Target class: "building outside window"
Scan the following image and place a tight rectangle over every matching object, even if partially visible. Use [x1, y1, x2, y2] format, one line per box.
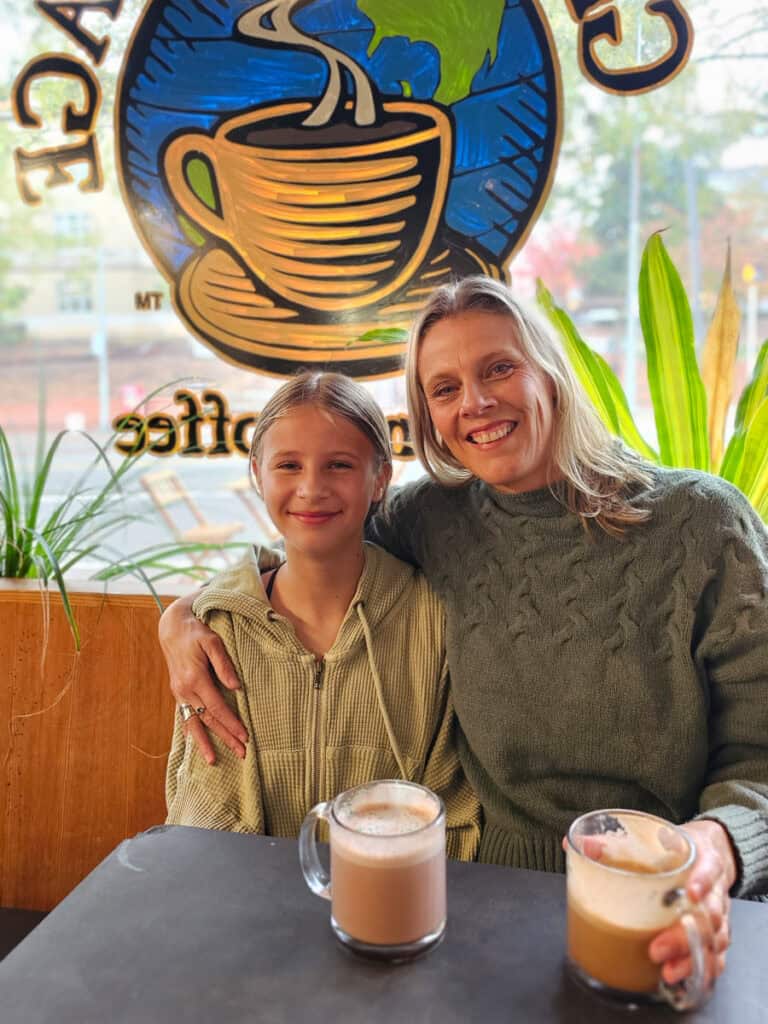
[56, 278, 93, 314]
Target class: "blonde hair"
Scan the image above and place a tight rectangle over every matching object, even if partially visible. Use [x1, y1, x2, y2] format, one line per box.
[405, 276, 653, 536]
[249, 371, 392, 518]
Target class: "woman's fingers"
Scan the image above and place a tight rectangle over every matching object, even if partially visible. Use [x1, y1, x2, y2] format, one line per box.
[198, 704, 248, 759]
[203, 633, 242, 693]
[661, 948, 727, 986]
[161, 595, 249, 762]
[183, 716, 217, 766]
[180, 696, 248, 762]
[650, 883, 730, 989]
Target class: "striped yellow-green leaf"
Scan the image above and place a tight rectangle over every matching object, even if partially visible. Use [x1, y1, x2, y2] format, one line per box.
[729, 397, 768, 523]
[735, 339, 768, 431]
[701, 244, 740, 469]
[719, 428, 745, 486]
[537, 282, 657, 461]
[639, 233, 710, 470]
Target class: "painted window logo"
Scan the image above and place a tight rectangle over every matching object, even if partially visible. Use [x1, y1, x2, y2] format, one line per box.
[12, 0, 692, 383]
[118, 0, 561, 378]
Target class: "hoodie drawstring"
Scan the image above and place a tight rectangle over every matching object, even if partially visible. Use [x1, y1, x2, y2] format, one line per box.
[355, 601, 409, 781]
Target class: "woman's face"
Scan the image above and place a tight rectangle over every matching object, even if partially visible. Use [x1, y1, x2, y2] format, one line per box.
[254, 405, 388, 558]
[418, 311, 558, 493]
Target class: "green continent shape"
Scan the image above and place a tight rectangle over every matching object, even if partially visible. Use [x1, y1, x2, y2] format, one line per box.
[358, 0, 505, 105]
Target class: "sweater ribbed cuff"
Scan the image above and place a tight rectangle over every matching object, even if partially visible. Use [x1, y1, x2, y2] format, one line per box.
[695, 805, 768, 898]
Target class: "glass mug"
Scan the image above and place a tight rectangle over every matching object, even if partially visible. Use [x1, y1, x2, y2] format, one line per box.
[566, 809, 711, 1011]
[299, 780, 446, 962]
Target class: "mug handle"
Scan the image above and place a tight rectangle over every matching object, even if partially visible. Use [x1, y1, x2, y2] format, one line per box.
[163, 132, 225, 239]
[299, 800, 332, 900]
[659, 899, 710, 1012]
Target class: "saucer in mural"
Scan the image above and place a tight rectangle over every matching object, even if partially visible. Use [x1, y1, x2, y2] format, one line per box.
[175, 236, 501, 378]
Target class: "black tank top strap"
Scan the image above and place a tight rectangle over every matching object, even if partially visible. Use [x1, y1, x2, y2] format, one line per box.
[264, 564, 281, 600]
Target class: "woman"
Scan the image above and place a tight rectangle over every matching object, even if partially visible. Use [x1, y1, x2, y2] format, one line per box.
[160, 277, 768, 986]
[164, 370, 480, 859]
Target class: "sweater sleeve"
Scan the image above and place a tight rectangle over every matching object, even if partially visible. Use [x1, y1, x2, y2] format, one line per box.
[165, 609, 266, 834]
[692, 490, 768, 898]
[420, 660, 482, 862]
[366, 480, 430, 567]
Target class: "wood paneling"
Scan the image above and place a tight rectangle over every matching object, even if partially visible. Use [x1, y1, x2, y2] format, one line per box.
[0, 584, 180, 911]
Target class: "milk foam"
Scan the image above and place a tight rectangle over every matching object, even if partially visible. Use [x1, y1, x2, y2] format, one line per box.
[350, 802, 435, 836]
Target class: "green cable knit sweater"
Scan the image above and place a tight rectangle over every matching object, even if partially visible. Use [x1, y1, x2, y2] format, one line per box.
[368, 468, 768, 897]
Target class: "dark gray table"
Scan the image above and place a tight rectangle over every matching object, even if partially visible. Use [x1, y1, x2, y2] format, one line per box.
[1, 826, 766, 1023]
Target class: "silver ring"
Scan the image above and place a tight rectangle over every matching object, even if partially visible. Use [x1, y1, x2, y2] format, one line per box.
[179, 703, 206, 722]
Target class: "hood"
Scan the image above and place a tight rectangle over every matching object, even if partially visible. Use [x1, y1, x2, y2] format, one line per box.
[192, 542, 417, 659]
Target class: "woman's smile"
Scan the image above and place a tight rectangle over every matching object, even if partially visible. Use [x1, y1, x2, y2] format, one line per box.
[465, 420, 518, 447]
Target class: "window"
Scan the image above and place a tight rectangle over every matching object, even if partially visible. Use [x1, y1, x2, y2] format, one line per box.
[53, 211, 92, 239]
[56, 278, 93, 313]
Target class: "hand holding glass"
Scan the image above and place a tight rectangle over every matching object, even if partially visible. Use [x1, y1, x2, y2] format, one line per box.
[566, 809, 712, 1011]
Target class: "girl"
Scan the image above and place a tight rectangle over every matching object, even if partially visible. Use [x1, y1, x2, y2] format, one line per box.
[165, 371, 480, 860]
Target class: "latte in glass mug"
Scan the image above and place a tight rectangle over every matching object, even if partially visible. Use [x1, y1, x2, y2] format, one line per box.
[299, 780, 446, 961]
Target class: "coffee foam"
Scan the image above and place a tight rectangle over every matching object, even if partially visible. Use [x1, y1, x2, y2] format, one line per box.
[350, 801, 435, 837]
[332, 799, 443, 866]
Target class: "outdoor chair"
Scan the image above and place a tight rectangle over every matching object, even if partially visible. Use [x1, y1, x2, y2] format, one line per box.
[140, 468, 244, 563]
[226, 477, 281, 543]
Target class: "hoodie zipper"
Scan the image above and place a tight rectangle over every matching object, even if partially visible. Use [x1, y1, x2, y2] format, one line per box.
[312, 658, 325, 807]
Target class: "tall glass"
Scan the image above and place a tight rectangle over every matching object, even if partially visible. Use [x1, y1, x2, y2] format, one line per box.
[566, 809, 711, 1011]
[299, 780, 446, 962]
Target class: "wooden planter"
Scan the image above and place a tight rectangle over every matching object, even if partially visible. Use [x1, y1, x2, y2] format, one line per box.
[0, 580, 180, 911]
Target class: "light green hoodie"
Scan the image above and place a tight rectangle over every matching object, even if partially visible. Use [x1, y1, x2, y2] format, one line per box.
[166, 543, 481, 860]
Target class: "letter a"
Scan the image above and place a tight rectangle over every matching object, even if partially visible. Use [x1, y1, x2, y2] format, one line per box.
[35, 1, 124, 66]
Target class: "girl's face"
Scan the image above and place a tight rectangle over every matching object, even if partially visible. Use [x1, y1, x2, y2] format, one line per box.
[418, 310, 558, 493]
[253, 405, 389, 558]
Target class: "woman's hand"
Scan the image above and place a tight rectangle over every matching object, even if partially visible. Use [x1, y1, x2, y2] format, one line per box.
[159, 592, 249, 765]
[648, 819, 737, 987]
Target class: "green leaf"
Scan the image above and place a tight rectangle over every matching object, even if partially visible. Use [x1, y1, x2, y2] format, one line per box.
[27, 527, 81, 650]
[638, 233, 710, 470]
[349, 327, 409, 347]
[537, 282, 657, 461]
[727, 397, 768, 521]
[734, 339, 768, 432]
[719, 428, 746, 485]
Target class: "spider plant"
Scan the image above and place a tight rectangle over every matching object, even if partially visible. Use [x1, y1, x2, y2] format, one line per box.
[538, 232, 768, 522]
[0, 384, 245, 649]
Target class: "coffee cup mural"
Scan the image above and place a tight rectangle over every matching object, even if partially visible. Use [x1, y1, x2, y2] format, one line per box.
[163, 98, 451, 312]
[117, 0, 563, 377]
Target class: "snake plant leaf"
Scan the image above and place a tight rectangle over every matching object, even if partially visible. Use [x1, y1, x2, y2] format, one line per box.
[700, 244, 741, 469]
[537, 282, 657, 461]
[719, 427, 745, 486]
[734, 339, 768, 432]
[639, 233, 710, 471]
[727, 397, 768, 522]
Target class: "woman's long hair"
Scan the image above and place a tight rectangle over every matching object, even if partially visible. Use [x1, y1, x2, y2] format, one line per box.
[405, 276, 653, 536]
